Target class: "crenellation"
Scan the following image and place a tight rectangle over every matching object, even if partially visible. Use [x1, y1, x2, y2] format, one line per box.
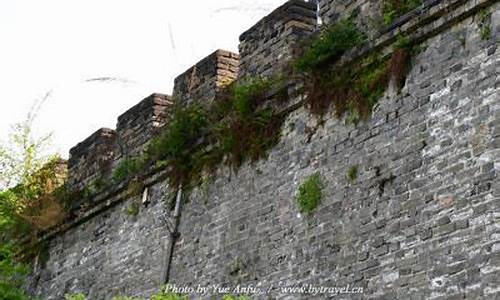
[238, 0, 317, 79]
[115, 93, 172, 158]
[68, 128, 116, 191]
[173, 49, 239, 106]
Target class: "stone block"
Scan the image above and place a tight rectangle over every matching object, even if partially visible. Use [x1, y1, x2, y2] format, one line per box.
[238, 0, 317, 79]
[68, 128, 116, 191]
[173, 49, 239, 106]
[115, 93, 172, 158]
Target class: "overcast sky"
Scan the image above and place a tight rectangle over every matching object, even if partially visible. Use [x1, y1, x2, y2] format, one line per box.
[0, 0, 289, 158]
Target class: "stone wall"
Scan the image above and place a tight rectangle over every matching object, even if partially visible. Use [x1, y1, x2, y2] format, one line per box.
[168, 2, 500, 298]
[173, 50, 239, 106]
[115, 93, 172, 158]
[30, 176, 170, 299]
[318, 0, 381, 32]
[238, 0, 316, 79]
[67, 128, 116, 192]
[32, 0, 500, 299]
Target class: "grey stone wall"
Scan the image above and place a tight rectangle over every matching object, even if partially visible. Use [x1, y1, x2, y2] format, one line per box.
[68, 128, 116, 191]
[168, 3, 500, 298]
[238, 0, 316, 79]
[319, 0, 383, 35]
[31, 177, 171, 299]
[32, 0, 500, 299]
[318, 0, 450, 40]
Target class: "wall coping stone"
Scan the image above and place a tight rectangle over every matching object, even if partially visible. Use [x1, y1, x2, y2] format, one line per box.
[68, 128, 116, 166]
[239, 0, 317, 42]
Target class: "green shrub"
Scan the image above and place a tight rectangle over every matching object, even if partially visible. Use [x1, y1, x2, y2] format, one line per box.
[383, 0, 422, 26]
[113, 157, 145, 183]
[214, 108, 283, 168]
[297, 173, 324, 214]
[297, 29, 414, 118]
[126, 201, 140, 216]
[148, 105, 207, 161]
[146, 77, 284, 187]
[217, 77, 285, 168]
[294, 19, 365, 73]
[347, 165, 358, 182]
[0, 158, 68, 249]
[478, 9, 492, 40]
[88, 176, 109, 194]
[303, 54, 390, 118]
[293, 18, 391, 117]
[147, 105, 207, 186]
[150, 288, 188, 300]
[64, 293, 86, 300]
[231, 77, 273, 116]
[480, 25, 491, 40]
[0, 245, 30, 300]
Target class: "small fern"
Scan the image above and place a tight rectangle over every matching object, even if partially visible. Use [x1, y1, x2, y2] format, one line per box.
[297, 173, 324, 214]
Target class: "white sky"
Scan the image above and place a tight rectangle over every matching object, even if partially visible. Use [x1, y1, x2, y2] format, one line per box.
[0, 0, 289, 158]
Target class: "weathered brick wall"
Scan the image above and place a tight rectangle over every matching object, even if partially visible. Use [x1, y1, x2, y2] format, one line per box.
[318, 0, 381, 29]
[168, 3, 500, 298]
[173, 50, 239, 106]
[67, 94, 172, 197]
[67, 128, 116, 192]
[238, 0, 316, 79]
[32, 0, 500, 299]
[115, 93, 172, 158]
[30, 176, 170, 299]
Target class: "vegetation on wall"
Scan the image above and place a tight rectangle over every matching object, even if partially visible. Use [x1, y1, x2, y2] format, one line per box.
[0, 158, 71, 299]
[212, 77, 285, 169]
[125, 201, 140, 216]
[64, 294, 87, 300]
[142, 76, 286, 188]
[113, 157, 146, 183]
[382, 0, 422, 26]
[294, 17, 415, 120]
[147, 104, 208, 186]
[296, 173, 324, 215]
[347, 165, 358, 182]
[294, 18, 365, 73]
[477, 9, 492, 40]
